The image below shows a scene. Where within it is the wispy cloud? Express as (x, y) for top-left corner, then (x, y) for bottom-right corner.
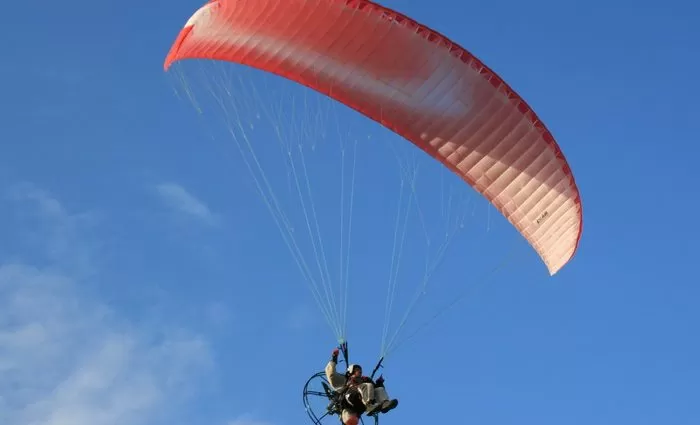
(0, 264), (215, 425)
(154, 182), (218, 225)
(5, 182), (98, 274)
(0, 264), (213, 425)
(227, 415), (275, 425)
(0, 183), (214, 425)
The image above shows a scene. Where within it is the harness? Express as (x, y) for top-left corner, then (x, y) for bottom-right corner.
(326, 377), (366, 416)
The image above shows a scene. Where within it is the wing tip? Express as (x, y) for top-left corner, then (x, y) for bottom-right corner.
(164, 0), (220, 71)
(164, 25), (195, 71)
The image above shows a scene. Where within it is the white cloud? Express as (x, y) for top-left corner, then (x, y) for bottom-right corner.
(0, 264), (213, 425)
(155, 182), (218, 225)
(5, 182), (98, 274)
(227, 415), (275, 425)
(0, 184), (214, 425)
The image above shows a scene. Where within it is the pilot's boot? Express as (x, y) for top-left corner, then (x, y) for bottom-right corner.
(364, 400), (382, 415)
(380, 399), (399, 413)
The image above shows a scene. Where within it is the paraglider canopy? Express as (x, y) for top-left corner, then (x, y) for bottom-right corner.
(163, 0), (583, 276)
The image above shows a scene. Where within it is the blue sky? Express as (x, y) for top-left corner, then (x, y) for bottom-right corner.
(1, 1), (699, 425)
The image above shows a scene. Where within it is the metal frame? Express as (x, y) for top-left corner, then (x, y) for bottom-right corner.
(302, 371), (378, 425)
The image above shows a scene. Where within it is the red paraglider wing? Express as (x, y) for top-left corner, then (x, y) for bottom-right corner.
(164, 0), (583, 275)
